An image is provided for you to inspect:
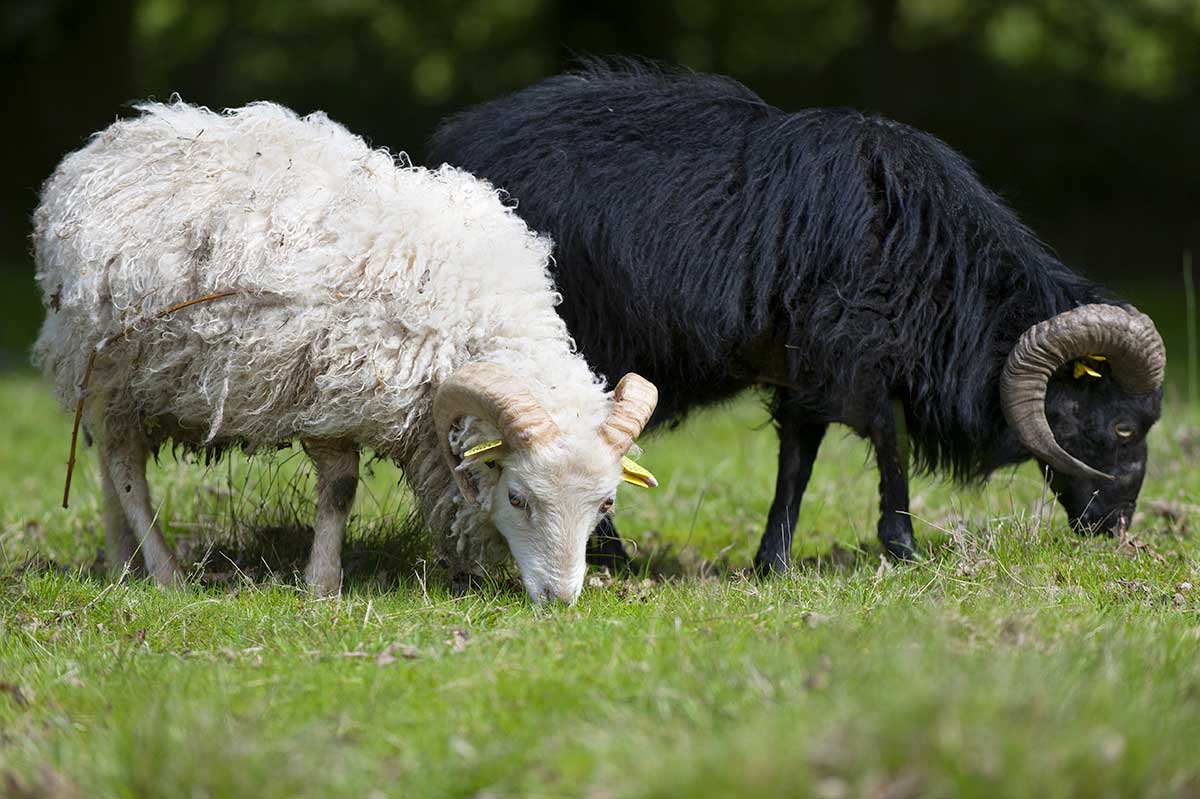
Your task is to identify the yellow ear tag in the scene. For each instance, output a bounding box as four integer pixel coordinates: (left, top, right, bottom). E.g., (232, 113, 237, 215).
(621, 455, 658, 489)
(1073, 355, 1106, 380)
(463, 440, 504, 462)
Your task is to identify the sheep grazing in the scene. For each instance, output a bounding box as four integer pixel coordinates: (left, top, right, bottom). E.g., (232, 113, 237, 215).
(33, 100, 659, 603)
(431, 61, 1166, 571)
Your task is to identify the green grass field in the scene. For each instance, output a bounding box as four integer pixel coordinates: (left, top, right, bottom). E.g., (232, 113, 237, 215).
(1, 371, 1198, 798)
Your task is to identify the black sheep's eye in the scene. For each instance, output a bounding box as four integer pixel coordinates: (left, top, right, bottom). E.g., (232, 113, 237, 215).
(600, 498, 615, 514)
(1114, 422, 1135, 439)
(508, 489, 527, 509)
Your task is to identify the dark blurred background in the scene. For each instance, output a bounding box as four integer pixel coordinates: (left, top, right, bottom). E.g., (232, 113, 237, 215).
(3, 0, 1198, 376)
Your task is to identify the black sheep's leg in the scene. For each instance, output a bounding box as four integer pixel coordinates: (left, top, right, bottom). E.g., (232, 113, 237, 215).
(586, 516, 631, 571)
(754, 399, 827, 575)
(871, 403, 917, 560)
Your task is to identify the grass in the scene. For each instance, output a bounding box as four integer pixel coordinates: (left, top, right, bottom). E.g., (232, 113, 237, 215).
(1, 371, 1199, 798)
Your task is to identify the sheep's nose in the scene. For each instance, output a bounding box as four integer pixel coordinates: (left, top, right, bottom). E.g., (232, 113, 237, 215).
(538, 584, 579, 606)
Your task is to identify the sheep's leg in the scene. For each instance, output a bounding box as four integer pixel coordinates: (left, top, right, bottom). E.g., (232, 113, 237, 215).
(303, 440, 358, 597)
(753, 410, 827, 575)
(99, 456, 142, 576)
(99, 434, 183, 585)
(586, 516, 631, 571)
(871, 402, 916, 560)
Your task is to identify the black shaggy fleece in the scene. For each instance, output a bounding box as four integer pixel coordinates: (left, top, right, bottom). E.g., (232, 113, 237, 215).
(431, 59, 1111, 483)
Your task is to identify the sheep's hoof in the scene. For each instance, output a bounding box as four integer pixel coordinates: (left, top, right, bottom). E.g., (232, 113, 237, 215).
(149, 558, 186, 588)
(586, 533, 632, 572)
(305, 565, 342, 598)
(752, 550, 791, 577)
(880, 533, 918, 562)
(107, 553, 144, 580)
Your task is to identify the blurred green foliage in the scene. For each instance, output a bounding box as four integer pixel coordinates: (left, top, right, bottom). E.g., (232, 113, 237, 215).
(107, 0, 1200, 104)
(2, 0, 1199, 360)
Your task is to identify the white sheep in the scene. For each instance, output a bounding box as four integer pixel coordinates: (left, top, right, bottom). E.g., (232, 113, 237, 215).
(32, 100, 658, 604)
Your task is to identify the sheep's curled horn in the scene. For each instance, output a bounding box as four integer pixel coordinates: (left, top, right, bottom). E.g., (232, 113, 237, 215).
(600, 373, 659, 457)
(433, 364, 659, 500)
(434, 362, 561, 501)
(1000, 304, 1165, 480)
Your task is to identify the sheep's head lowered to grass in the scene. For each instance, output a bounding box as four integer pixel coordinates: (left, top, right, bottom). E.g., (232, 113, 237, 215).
(1001, 304, 1166, 535)
(435, 362, 658, 604)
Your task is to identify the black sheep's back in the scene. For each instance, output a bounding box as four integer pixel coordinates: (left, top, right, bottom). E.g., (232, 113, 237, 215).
(432, 61, 1100, 473)
(431, 62, 871, 425)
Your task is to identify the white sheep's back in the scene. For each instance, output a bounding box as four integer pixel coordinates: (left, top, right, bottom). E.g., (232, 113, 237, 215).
(32, 100, 595, 451)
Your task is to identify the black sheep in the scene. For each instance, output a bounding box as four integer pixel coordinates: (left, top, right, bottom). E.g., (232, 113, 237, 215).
(431, 61, 1165, 571)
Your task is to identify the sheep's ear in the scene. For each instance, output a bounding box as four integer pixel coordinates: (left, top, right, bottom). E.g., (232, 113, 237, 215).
(621, 455, 657, 489)
(463, 440, 505, 463)
(452, 440, 505, 505)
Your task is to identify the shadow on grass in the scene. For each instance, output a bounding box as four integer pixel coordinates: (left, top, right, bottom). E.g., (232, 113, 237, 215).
(0, 522, 435, 596)
(612, 527, 889, 583)
(4, 525, 896, 604)
(178, 520, 431, 594)
(181, 518, 902, 592)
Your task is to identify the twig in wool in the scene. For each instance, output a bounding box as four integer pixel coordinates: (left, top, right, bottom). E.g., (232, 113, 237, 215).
(62, 290, 244, 508)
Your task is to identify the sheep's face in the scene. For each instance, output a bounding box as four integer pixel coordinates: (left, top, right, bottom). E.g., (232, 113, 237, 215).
(481, 442, 622, 605)
(437, 368, 658, 606)
(1040, 373, 1162, 535)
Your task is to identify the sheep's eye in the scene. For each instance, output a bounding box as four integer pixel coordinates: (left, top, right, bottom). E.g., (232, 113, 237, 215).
(600, 498, 615, 514)
(508, 489, 527, 510)
(1114, 423, 1135, 439)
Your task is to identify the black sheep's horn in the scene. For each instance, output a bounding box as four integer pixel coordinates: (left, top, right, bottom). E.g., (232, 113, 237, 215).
(1000, 304, 1165, 480)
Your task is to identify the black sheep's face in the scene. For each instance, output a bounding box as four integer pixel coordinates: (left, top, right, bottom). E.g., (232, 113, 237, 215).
(1039, 369, 1163, 535)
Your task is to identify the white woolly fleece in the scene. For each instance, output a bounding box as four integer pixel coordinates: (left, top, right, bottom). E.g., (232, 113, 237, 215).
(32, 100, 613, 573)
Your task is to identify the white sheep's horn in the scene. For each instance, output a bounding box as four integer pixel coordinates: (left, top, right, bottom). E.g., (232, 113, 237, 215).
(434, 362, 561, 500)
(599, 373, 658, 457)
(1000, 303, 1165, 480)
